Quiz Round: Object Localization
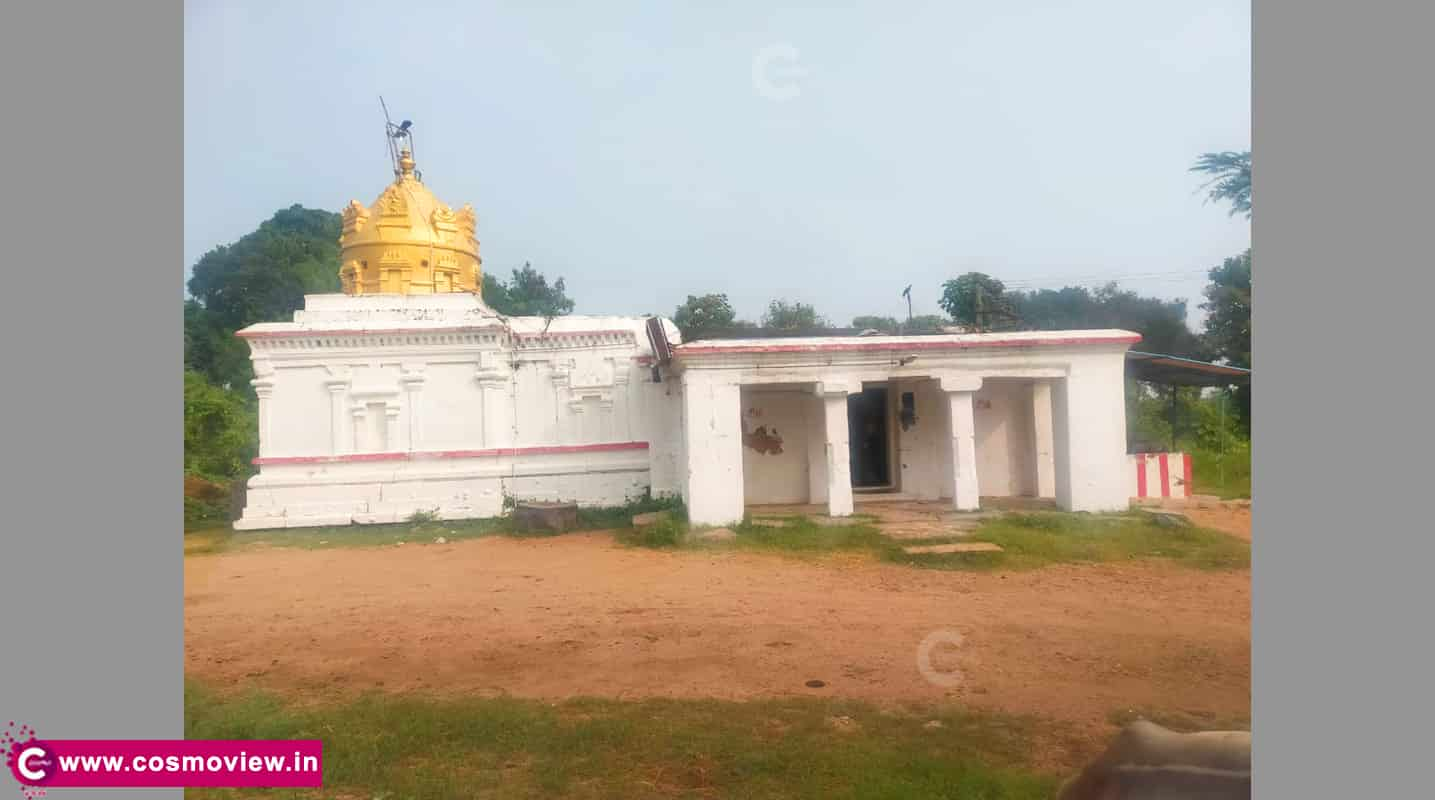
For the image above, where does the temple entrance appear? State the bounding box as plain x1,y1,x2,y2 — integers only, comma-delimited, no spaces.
848,385,892,490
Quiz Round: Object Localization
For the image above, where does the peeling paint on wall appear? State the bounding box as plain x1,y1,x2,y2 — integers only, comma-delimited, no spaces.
743,423,784,455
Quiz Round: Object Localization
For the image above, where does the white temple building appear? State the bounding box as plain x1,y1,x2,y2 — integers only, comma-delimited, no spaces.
234,149,1139,529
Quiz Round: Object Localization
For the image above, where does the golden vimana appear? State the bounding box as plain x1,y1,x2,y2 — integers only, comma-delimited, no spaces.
338,149,481,295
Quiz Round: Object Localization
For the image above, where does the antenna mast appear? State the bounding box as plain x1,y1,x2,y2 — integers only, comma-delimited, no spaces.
378,96,418,180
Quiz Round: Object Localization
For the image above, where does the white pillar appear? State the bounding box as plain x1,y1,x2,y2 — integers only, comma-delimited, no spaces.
253,380,274,458
815,381,857,517
385,404,402,452
476,359,512,449
1031,380,1056,498
806,392,829,505
326,381,350,455
1053,355,1130,512
681,373,745,525
940,375,983,511
400,370,424,453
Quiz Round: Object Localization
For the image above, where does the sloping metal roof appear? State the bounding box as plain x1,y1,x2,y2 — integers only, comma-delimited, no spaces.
1125,351,1251,386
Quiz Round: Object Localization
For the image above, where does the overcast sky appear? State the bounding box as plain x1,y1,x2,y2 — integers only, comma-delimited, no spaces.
184,1,1249,328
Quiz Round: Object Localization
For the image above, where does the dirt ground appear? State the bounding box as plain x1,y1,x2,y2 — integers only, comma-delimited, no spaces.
186,522,1250,754
1181,504,1252,540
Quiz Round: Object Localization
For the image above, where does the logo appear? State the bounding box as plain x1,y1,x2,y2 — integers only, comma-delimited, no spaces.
916,629,966,688
4,723,50,798
751,43,807,101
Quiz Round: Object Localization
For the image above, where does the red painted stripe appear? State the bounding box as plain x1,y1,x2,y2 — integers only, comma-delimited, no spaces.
1183,453,1193,497
237,324,506,339
254,440,649,466
1135,454,1147,497
1158,453,1170,498
674,333,1141,356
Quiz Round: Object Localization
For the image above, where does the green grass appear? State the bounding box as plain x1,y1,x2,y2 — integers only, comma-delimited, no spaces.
184,681,1062,799
680,511,1249,573
186,495,685,556
891,512,1251,572
1105,706,1250,734
724,515,889,555
1190,444,1252,500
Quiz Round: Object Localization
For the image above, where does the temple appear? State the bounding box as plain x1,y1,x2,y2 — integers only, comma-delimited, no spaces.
234,149,1139,529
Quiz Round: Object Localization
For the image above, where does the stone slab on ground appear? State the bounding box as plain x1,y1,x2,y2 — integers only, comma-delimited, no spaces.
632,511,672,528
902,542,1004,555
750,516,793,528
692,527,736,542
1140,510,1193,528
808,515,870,527
512,501,579,532
881,522,982,541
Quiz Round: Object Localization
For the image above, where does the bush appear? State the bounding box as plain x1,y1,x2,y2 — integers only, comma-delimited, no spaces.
185,370,257,481
623,517,685,548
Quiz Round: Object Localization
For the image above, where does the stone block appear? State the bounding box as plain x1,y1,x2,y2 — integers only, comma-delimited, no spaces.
512,501,579,532
694,527,737,542
632,511,673,528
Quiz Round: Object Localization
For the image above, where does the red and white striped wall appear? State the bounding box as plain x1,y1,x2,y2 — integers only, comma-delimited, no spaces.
1129,452,1192,499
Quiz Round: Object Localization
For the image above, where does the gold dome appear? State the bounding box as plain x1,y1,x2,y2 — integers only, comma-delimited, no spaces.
338,149,481,295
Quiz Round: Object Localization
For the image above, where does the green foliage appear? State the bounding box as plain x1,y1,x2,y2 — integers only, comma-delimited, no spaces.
1191,151,1252,219
184,299,254,394
941,512,1249,571
622,516,685,548
406,508,441,524
1011,283,1207,358
939,272,1008,327
482,262,575,317
1128,386,1251,498
762,299,828,330
850,315,949,334
186,682,1059,800
906,314,950,333
186,492,686,554
673,293,737,341
733,516,889,554
939,273,1206,358
1202,248,1252,430
184,370,256,481
852,315,900,332
186,205,342,331
578,490,685,530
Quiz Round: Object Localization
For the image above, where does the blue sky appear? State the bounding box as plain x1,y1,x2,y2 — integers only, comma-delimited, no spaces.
184,1,1249,327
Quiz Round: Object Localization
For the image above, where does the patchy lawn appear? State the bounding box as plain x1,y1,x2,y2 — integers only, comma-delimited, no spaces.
185,681,1063,799
196,503,1248,575
666,511,1249,573
186,496,682,556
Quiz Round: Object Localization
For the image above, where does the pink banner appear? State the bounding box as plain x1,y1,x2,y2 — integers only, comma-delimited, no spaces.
7,739,323,788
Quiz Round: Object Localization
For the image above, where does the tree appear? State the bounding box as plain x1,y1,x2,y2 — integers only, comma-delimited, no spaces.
184,299,253,393
1191,151,1251,219
184,370,257,481
184,205,343,398
762,299,827,330
939,273,1009,328
906,314,950,333
1009,283,1208,359
1202,249,1252,429
187,205,342,331
482,262,575,317
852,315,900,332
674,294,738,341
1201,250,1251,368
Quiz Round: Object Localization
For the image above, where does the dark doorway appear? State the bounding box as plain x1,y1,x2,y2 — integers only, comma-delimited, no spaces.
848,386,891,489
